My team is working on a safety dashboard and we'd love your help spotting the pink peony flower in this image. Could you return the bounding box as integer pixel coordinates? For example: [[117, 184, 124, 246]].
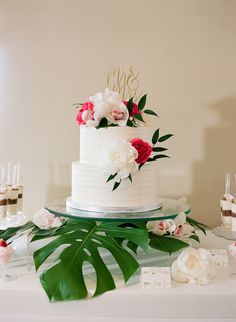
[[76, 101, 94, 125], [130, 138, 152, 164], [123, 101, 141, 117]]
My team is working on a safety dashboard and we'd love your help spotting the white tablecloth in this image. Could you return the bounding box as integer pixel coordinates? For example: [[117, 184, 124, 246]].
[[0, 231, 236, 322]]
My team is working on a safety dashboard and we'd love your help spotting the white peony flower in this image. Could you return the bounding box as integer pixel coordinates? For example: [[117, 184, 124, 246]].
[[171, 247, 216, 285], [85, 120, 99, 127], [173, 212, 195, 237], [89, 88, 129, 126], [146, 219, 176, 236], [103, 139, 138, 181], [32, 209, 63, 230]]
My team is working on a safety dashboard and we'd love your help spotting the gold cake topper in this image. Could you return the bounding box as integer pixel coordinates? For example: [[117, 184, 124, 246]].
[[106, 66, 142, 101]]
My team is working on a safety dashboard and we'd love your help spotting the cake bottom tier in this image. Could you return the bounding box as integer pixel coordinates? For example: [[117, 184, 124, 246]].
[[69, 161, 161, 213]]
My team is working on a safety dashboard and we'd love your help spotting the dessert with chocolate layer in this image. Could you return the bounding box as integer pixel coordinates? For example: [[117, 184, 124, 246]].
[[231, 200, 236, 232], [16, 185, 23, 214], [0, 190, 7, 219], [220, 193, 233, 228], [7, 187, 18, 216]]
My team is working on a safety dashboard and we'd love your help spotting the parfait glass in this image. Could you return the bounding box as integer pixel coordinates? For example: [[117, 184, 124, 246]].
[[0, 243, 16, 282], [221, 173, 232, 228], [231, 175, 236, 232]]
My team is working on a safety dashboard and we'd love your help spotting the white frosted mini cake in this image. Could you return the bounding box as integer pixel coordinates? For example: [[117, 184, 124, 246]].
[[67, 89, 172, 213]]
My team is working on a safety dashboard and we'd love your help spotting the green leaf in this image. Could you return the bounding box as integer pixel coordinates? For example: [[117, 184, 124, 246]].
[[127, 119, 134, 127], [96, 117, 108, 129], [189, 234, 200, 243], [152, 128, 160, 145], [106, 173, 117, 183], [0, 221, 35, 243], [158, 134, 173, 142], [138, 163, 145, 170], [134, 114, 145, 122], [143, 109, 158, 117], [186, 217, 208, 235], [148, 155, 169, 162], [152, 154, 170, 160], [152, 147, 168, 152], [128, 174, 132, 183], [33, 220, 148, 301], [126, 98, 133, 115], [138, 94, 147, 111], [72, 103, 83, 107], [126, 241, 138, 254], [112, 181, 121, 191], [102, 222, 149, 254], [31, 225, 65, 242], [149, 234, 189, 255]]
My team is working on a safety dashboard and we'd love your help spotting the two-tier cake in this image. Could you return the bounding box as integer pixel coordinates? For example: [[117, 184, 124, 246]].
[[67, 88, 172, 213]]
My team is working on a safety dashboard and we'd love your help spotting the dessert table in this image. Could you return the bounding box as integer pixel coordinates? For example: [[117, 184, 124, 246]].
[[0, 230, 236, 322]]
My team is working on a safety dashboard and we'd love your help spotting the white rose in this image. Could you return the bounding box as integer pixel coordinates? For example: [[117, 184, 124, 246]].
[[32, 209, 63, 230], [171, 247, 216, 285], [103, 139, 138, 181], [89, 88, 128, 126]]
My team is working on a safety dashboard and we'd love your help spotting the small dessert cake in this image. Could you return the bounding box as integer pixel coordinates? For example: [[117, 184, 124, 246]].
[[220, 193, 233, 228], [0, 239, 13, 264], [0, 163, 23, 220], [16, 185, 23, 214], [68, 89, 172, 213], [0, 190, 7, 219], [231, 201, 236, 232], [7, 187, 18, 216]]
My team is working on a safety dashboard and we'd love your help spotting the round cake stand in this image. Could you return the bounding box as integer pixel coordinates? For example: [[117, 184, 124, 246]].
[[45, 198, 191, 222]]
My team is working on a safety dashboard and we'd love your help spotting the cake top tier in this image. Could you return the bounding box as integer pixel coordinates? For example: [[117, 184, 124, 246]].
[[75, 88, 158, 129]]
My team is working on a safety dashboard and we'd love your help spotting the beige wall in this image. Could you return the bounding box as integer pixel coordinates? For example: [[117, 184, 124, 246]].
[[1, 0, 236, 227]]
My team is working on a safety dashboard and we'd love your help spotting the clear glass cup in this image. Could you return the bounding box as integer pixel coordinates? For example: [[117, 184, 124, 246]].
[[0, 244, 16, 282]]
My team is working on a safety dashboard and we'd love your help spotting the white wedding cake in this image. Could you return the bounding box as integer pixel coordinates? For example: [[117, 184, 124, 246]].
[[67, 89, 172, 213]]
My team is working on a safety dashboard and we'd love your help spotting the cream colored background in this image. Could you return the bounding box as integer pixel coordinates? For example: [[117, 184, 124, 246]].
[[0, 0, 236, 227]]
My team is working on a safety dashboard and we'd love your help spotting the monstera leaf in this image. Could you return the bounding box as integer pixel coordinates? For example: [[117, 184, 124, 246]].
[[0, 214, 207, 303], [149, 234, 189, 254], [32, 219, 148, 302]]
